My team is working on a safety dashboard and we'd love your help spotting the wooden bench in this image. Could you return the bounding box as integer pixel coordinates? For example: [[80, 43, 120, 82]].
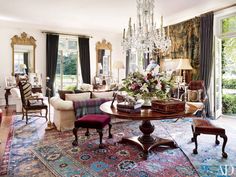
[[191, 118, 228, 158]]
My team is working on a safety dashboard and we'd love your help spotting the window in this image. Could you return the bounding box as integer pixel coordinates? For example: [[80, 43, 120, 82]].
[[55, 36, 82, 91], [221, 15, 236, 34]]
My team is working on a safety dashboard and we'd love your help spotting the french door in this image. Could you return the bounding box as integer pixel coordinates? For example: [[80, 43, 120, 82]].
[[214, 37, 222, 118]]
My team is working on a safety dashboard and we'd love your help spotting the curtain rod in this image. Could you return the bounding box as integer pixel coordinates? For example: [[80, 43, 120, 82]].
[[42, 31, 93, 38], [213, 3, 236, 13]]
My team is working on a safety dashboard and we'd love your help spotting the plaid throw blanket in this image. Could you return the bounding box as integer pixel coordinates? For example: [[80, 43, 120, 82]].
[[73, 98, 112, 119]]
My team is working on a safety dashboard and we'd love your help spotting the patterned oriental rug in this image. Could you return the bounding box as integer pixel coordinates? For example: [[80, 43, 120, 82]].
[[2, 115, 236, 176]]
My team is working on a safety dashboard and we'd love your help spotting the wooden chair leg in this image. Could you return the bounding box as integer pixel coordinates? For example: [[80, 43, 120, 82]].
[[26, 110, 28, 124], [191, 125, 195, 142], [72, 127, 79, 146], [22, 108, 25, 120], [220, 134, 228, 158], [85, 128, 90, 136], [215, 135, 220, 145], [45, 108, 48, 121], [97, 129, 103, 148], [108, 123, 112, 138], [193, 133, 198, 154]]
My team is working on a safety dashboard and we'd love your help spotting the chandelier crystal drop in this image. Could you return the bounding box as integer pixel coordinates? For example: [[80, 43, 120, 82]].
[[122, 0, 171, 54]]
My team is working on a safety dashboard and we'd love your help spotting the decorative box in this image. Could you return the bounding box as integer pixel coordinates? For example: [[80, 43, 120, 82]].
[[151, 99, 185, 114]]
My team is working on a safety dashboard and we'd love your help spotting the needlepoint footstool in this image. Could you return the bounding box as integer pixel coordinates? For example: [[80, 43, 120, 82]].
[[191, 118, 228, 158], [72, 114, 112, 148]]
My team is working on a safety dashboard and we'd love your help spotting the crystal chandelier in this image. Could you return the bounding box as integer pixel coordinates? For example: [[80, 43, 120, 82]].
[[122, 0, 171, 54]]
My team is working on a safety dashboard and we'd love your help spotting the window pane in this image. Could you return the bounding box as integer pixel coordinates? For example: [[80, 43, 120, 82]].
[[68, 40, 77, 50], [55, 36, 80, 91], [222, 15, 236, 34], [63, 51, 78, 90]]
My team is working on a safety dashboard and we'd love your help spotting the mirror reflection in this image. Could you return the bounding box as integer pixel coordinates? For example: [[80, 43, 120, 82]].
[[11, 32, 36, 75], [14, 45, 34, 74], [96, 39, 112, 76]]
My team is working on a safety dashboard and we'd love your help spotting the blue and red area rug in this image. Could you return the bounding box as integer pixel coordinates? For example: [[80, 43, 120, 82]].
[[2, 115, 236, 176]]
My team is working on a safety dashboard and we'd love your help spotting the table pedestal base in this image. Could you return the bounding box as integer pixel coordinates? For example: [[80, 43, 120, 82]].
[[120, 136, 177, 159], [119, 120, 177, 159]]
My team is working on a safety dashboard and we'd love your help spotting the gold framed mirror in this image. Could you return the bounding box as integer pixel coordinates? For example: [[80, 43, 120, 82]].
[[96, 39, 112, 76], [11, 32, 36, 75]]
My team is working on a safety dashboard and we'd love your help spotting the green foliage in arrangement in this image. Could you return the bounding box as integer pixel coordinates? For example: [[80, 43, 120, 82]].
[[222, 94, 236, 114]]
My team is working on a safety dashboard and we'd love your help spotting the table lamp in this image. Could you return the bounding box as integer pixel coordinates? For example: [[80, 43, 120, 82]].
[[113, 61, 125, 83], [176, 59, 193, 84]]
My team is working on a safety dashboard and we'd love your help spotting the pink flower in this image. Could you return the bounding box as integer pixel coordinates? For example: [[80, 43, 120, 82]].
[[131, 83, 140, 91]]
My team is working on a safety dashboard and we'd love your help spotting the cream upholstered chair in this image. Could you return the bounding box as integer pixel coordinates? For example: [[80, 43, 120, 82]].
[[182, 80, 208, 117], [10, 88, 22, 112]]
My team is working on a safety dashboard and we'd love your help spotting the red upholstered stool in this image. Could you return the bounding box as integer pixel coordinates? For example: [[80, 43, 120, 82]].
[[72, 114, 112, 148], [191, 119, 228, 158]]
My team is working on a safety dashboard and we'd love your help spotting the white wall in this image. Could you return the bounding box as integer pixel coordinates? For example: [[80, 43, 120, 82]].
[[0, 22, 125, 106], [0, 24, 46, 106]]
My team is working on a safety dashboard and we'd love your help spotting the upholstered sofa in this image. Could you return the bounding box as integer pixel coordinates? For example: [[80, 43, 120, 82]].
[[50, 91, 114, 131]]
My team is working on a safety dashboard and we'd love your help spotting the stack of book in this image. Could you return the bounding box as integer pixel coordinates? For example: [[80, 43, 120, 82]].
[[117, 102, 142, 113]]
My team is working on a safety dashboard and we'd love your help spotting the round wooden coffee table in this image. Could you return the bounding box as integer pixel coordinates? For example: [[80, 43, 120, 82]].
[[100, 101, 190, 159]]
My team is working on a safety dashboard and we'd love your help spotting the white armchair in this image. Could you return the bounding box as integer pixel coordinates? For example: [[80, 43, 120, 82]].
[[10, 88, 22, 112]]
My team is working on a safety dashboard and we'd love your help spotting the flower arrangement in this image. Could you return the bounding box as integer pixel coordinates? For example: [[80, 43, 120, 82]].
[[120, 71, 172, 101]]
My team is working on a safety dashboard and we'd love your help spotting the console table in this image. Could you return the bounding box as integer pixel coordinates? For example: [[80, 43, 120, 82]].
[[5, 86, 42, 108], [100, 101, 191, 159]]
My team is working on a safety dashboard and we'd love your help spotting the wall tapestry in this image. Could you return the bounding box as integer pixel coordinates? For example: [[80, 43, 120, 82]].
[[167, 17, 200, 79]]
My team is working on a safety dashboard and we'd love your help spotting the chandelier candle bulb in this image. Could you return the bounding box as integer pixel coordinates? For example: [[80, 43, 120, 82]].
[[168, 26, 169, 36], [161, 16, 163, 28], [139, 14, 141, 27], [152, 13, 154, 26], [123, 28, 125, 39]]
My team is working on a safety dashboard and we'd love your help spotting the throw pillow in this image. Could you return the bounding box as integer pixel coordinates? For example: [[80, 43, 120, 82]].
[[58, 90, 74, 100], [91, 91, 114, 99], [65, 92, 91, 102], [187, 89, 202, 102], [185, 102, 204, 114], [185, 102, 199, 114]]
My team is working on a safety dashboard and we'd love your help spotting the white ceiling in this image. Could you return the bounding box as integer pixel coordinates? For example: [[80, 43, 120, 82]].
[[0, 0, 235, 34]]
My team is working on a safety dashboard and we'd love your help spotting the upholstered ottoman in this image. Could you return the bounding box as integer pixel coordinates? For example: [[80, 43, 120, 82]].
[[72, 114, 112, 148], [191, 118, 228, 158]]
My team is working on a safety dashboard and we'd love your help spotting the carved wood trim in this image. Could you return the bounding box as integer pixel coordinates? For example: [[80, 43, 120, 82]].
[[11, 32, 36, 47], [96, 39, 112, 51]]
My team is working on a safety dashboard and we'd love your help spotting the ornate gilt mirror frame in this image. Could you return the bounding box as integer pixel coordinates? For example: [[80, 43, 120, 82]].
[[11, 32, 36, 75], [95, 39, 112, 76]]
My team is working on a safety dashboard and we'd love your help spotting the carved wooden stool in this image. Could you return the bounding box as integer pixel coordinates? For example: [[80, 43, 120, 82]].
[[72, 114, 112, 148], [191, 118, 228, 158]]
